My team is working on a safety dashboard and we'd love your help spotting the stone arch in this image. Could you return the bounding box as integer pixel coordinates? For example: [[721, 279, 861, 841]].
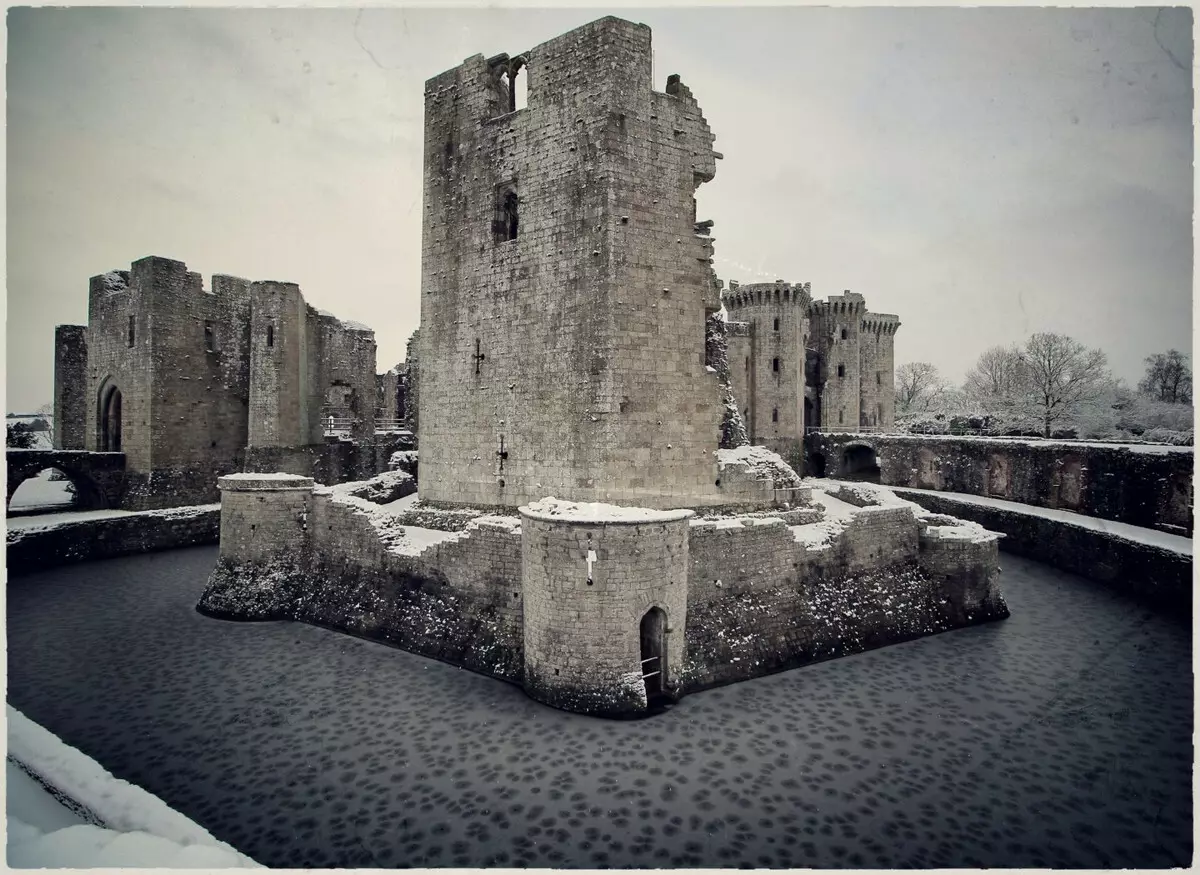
[[97, 377, 123, 453], [840, 443, 881, 482], [639, 606, 668, 704], [6, 459, 109, 511]]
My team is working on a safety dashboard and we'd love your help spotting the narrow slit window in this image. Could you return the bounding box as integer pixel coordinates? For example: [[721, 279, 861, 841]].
[[772, 407, 778, 423], [204, 320, 215, 352], [876, 371, 881, 386], [773, 317, 779, 331], [772, 357, 780, 373], [127, 316, 135, 347], [838, 364, 845, 378], [494, 182, 519, 242], [267, 324, 274, 348], [839, 409, 844, 424], [841, 328, 848, 340]]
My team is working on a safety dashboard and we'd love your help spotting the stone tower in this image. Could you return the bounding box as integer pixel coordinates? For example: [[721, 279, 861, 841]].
[[858, 313, 900, 429], [807, 291, 866, 432], [417, 16, 728, 510], [721, 280, 813, 473]]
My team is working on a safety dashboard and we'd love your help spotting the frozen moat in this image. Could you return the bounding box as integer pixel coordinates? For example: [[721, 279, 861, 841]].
[[6, 546, 1192, 869]]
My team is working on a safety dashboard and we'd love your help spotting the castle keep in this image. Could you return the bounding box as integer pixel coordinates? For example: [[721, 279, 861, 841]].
[[418, 17, 728, 510], [51, 256, 391, 509], [201, 16, 1006, 719]]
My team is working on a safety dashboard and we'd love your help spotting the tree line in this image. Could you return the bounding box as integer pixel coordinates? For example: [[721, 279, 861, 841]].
[[895, 333, 1193, 443]]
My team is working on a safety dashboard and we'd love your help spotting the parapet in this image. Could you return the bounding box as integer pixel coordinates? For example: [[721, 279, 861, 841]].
[[861, 312, 902, 335], [722, 280, 812, 311]]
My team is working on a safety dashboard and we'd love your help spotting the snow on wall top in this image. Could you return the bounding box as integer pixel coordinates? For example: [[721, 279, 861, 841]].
[[716, 445, 803, 488], [824, 432, 1192, 456], [6, 504, 219, 538], [520, 497, 694, 524], [7, 706, 262, 867]]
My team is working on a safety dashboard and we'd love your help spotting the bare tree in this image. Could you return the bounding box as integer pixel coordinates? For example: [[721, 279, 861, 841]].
[[964, 345, 1029, 406], [1021, 332, 1110, 438], [895, 362, 946, 414], [1138, 349, 1192, 404]]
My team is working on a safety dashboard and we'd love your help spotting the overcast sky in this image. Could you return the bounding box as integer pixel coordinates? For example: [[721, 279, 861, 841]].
[[6, 5, 1193, 412]]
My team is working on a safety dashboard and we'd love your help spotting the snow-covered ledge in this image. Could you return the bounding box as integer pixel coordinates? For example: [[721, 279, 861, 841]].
[[6, 706, 261, 868]]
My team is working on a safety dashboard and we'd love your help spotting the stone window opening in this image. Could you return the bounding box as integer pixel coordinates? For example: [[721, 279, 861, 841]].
[[773, 317, 779, 331], [494, 183, 519, 243], [204, 320, 216, 353], [772, 407, 778, 423], [772, 357, 780, 373], [839, 409, 844, 424], [876, 371, 881, 386], [267, 324, 274, 348], [127, 316, 135, 348], [837, 364, 845, 378], [841, 327, 848, 341]]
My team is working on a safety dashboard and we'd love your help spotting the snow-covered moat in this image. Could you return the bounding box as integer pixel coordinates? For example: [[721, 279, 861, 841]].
[[7, 546, 1191, 868]]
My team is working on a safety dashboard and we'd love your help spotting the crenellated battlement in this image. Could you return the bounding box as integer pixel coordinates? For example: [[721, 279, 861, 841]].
[[722, 280, 812, 311], [861, 313, 901, 335]]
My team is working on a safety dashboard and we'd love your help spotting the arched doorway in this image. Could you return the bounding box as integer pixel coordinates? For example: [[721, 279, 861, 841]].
[[99, 382, 123, 452], [841, 444, 881, 482], [639, 607, 667, 704], [808, 451, 827, 478]]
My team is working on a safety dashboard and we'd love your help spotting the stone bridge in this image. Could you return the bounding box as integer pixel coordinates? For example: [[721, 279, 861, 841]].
[[7, 450, 126, 511]]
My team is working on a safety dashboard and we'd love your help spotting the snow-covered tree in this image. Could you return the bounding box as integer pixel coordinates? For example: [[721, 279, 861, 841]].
[[1138, 349, 1192, 404], [894, 362, 946, 414], [1020, 332, 1110, 438]]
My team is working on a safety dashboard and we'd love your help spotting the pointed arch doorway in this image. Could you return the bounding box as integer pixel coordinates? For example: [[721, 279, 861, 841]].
[[99, 381, 123, 452]]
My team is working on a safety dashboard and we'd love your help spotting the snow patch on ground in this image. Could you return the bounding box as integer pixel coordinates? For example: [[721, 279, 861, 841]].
[[521, 497, 694, 523], [894, 486, 1193, 556], [6, 706, 260, 867]]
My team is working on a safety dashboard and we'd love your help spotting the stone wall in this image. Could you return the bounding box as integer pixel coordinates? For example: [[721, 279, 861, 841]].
[[53, 325, 87, 450], [6, 505, 219, 577], [199, 473, 1005, 717], [810, 432, 1194, 535], [418, 17, 728, 510], [895, 488, 1192, 616]]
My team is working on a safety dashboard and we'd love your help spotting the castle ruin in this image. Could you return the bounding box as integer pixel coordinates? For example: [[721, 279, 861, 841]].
[[200, 16, 1007, 718]]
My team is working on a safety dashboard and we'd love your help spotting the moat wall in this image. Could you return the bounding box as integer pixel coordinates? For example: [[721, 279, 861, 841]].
[[894, 488, 1192, 617], [6, 506, 219, 577], [809, 433, 1194, 535]]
